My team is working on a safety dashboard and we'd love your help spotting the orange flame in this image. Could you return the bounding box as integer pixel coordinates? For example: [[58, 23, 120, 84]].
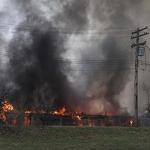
[[2, 101, 14, 113], [53, 107, 66, 116]]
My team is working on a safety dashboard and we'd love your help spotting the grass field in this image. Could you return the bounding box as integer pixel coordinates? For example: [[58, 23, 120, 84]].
[[0, 126, 150, 150]]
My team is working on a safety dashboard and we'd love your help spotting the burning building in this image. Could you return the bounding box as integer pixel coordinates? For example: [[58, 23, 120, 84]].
[[0, 0, 149, 126], [0, 102, 133, 127]]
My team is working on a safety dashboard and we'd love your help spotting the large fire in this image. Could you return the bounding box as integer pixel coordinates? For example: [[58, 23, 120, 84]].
[[0, 102, 133, 127]]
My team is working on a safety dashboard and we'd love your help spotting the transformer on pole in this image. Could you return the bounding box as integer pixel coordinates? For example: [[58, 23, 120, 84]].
[[131, 26, 149, 127]]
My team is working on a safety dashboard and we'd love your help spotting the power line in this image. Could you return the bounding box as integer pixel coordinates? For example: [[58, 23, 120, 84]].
[[0, 24, 136, 35], [131, 26, 149, 127], [0, 23, 137, 30]]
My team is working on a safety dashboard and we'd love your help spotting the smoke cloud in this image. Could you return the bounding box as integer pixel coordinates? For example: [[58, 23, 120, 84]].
[[0, 0, 149, 114]]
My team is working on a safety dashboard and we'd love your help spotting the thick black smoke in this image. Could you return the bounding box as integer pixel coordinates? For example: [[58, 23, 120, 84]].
[[3, 0, 90, 111], [8, 24, 72, 110]]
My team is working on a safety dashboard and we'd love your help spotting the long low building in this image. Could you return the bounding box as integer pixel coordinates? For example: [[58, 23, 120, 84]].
[[4, 112, 135, 127]]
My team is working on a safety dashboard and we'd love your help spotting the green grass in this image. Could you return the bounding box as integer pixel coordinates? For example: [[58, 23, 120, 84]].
[[0, 127, 150, 150]]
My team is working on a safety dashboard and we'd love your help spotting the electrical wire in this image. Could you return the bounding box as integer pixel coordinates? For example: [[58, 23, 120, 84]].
[[0, 24, 136, 36]]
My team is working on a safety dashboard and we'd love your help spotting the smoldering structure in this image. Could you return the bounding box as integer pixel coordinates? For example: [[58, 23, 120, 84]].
[[0, 0, 144, 114]]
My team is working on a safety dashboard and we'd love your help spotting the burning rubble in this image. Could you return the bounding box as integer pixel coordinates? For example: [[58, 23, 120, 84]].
[[0, 100, 133, 127]]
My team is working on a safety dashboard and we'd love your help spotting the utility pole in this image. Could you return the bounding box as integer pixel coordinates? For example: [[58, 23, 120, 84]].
[[131, 26, 149, 127]]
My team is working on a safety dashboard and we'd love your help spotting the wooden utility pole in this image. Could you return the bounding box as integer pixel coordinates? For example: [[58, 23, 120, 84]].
[[131, 26, 149, 127]]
